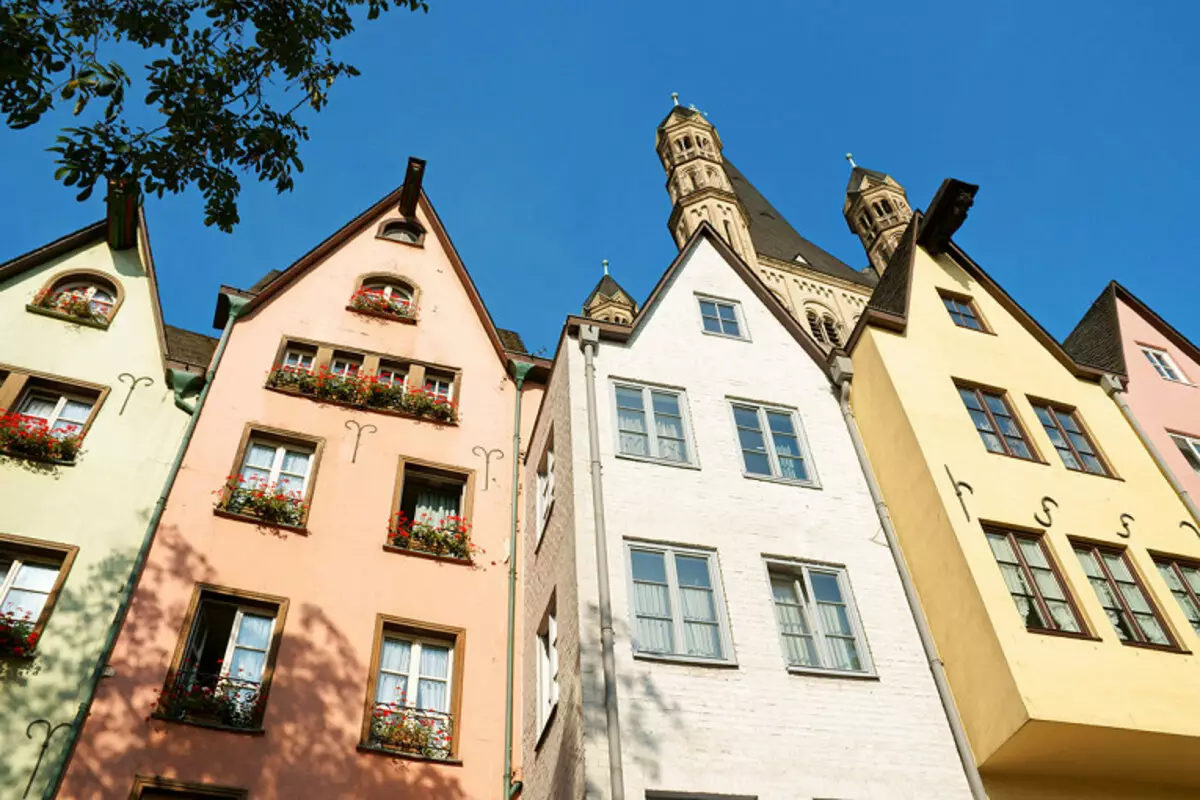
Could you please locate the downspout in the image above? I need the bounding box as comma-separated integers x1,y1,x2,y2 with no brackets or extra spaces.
579,324,625,800
40,295,248,800
1102,374,1200,528
504,360,533,800
831,356,987,800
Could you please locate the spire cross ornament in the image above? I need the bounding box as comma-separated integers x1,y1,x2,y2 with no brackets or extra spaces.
671,92,679,106
845,153,857,168
602,259,609,276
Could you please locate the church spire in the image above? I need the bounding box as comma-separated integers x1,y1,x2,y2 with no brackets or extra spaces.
842,158,912,275
582,261,636,325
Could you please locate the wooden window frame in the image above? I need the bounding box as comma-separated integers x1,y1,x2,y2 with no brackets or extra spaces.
938,289,991,333
535,596,559,736
350,272,422,324
1168,431,1200,475
217,423,325,530
27,268,126,329
727,400,818,487
1152,553,1200,638
1071,540,1180,651
535,438,555,543
0,532,78,645
374,218,426,248
160,583,290,732
695,294,748,341
955,381,1041,462
389,454,475,520
1027,398,1114,477
764,558,874,677
359,615,466,761
129,775,248,800
981,525,1090,638
611,380,698,467
1139,344,1191,384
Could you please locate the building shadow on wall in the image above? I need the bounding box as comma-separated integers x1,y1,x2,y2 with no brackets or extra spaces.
12,526,469,800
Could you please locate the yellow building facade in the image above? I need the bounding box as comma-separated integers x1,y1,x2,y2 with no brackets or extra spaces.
846,181,1200,799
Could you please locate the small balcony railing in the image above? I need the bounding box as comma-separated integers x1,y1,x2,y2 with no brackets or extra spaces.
367,702,453,760
157,669,264,730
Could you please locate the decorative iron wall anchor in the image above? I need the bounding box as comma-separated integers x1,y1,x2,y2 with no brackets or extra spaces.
23,719,72,798
944,465,974,522
1117,513,1134,539
1033,496,1058,528
344,420,378,464
1182,520,1200,540
472,445,504,490
116,373,154,415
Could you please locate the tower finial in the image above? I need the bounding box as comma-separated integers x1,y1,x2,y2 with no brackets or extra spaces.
671,92,679,107
845,153,857,169
602,259,609,276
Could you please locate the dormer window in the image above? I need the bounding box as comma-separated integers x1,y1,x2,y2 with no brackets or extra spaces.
377,219,425,247
29,272,122,328
350,276,420,323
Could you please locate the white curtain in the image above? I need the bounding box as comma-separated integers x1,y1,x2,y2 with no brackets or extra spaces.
415,490,459,528
679,586,720,657
228,613,272,683
377,639,412,705
633,582,673,653
1,563,57,620
18,396,56,421
242,444,275,484
418,644,451,711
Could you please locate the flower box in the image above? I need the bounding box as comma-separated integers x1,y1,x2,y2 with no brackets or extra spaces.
215,475,307,527
368,703,452,760
156,669,264,730
265,368,458,424
348,289,419,322
0,613,40,659
0,410,82,464
30,289,110,326
387,513,475,561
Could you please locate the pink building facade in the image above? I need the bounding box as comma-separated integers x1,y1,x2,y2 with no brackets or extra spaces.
59,165,545,800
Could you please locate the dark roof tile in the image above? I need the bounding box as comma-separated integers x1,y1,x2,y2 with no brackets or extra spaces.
164,324,219,370
866,215,919,318
1062,284,1127,376
497,328,527,354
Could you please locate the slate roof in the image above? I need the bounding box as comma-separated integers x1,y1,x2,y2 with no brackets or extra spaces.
721,160,877,288
497,328,527,354
250,269,283,293
164,324,219,370
865,215,919,318
1062,284,1127,376
656,105,702,131
846,165,890,194
583,274,632,308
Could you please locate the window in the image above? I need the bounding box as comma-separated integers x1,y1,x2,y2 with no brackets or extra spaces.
1140,345,1189,383
536,603,558,733
220,427,322,528
16,388,93,437
379,219,425,246
424,371,454,402
1169,433,1200,475
362,279,414,307
939,292,987,332
626,543,731,662
1154,556,1200,636
390,459,474,558
158,586,287,730
821,315,841,347
536,440,555,540
351,276,420,321
1073,543,1174,647
731,402,812,484
282,346,315,372
239,438,313,495
130,776,248,800
1030,402,1109,475
613,383,692,464
31,272,122,325
768,561,871,673
957,385,1036,460
378,361,408,388
806,310,826,343
363,617,463,759
983,527,1084,634
330,352,362,377
880,198,894,214
0,368,106,462
0,534,76,652
697,297,744,339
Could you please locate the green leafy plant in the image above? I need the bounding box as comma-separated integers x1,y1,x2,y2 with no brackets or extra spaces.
387,512,475,560
0,410,83,462
350,287,418,320
33,288,107,323
369,700,451,759
155,666,264,729
216,474,307,527
0,612,40,658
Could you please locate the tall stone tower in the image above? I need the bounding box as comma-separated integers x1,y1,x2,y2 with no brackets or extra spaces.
843,162,912,275
582,265,637,324
656,99,757,267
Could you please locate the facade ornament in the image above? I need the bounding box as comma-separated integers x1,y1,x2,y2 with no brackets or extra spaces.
343,419,377,464
944,465,974,522
1033,496,1058,528
1117,513,1134,539
23,719,71,798
1182,520,1199,539
116,373,154,416
472,445,504,490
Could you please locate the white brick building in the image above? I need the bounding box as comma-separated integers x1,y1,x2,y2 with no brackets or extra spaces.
521,226,971,800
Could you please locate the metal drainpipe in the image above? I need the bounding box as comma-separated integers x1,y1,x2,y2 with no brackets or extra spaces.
832,360,987,800
579,324,625,800
504,360,533,800
40,296,248,800
1102,374,1200,528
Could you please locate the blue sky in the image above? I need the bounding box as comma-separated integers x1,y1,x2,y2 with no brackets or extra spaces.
1,0,1197,355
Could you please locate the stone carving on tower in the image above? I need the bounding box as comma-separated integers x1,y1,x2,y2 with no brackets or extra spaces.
843,157,913,276
583,262,637,324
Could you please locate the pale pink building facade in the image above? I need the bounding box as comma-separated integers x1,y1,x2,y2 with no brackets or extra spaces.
59,166,545,800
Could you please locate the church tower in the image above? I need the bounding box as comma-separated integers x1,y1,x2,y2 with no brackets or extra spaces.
582,263,637,324
656,96,757,267
843,160,912,275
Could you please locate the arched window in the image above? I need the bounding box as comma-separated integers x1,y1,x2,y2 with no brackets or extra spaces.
806,310,826,343
872,202,884,217
378,219,425,246
32,273,121,325
858,213,872,232
880,198,894,214
822,315,842,347
351,276,419,321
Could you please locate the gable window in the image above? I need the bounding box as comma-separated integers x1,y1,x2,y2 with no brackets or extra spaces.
536,601,558,734
957,384,1037,461
389,459,474,560
350,277,419,322
363,617,463,760
30,272,122,327
536,440,555,540
378,219,425,246
984,527,1084,634
218,427,321,529
157,586,287,730
1073,543,1174,648
1140,345,1190,384
613,383,693,465
1030,401,1110,476
626,542,732,663
731,402,813,484
1154,556,1200,636
697,296,745,339
767,560,871,674
0,534,77,657
1169,432,1200,475
939,291,988,332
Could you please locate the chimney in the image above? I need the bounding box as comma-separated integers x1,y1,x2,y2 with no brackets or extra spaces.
106,177,140,250
398,157,426,218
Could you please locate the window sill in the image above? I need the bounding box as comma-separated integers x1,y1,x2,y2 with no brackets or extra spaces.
381,543,473,566
264,385,458,426
356,743,462,766
1061,466,1125,483
151,714,266,736
741,472,820,490
25,304,111,330
534,502,555,555
213,507,310,535
1025,627,1103,642
345,306,419,325
614,453,700,471
632,652,738,669
700,330,750,343
786,665,878,680
534,703,558,751
1119,640,1191,655
0,449,77,467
